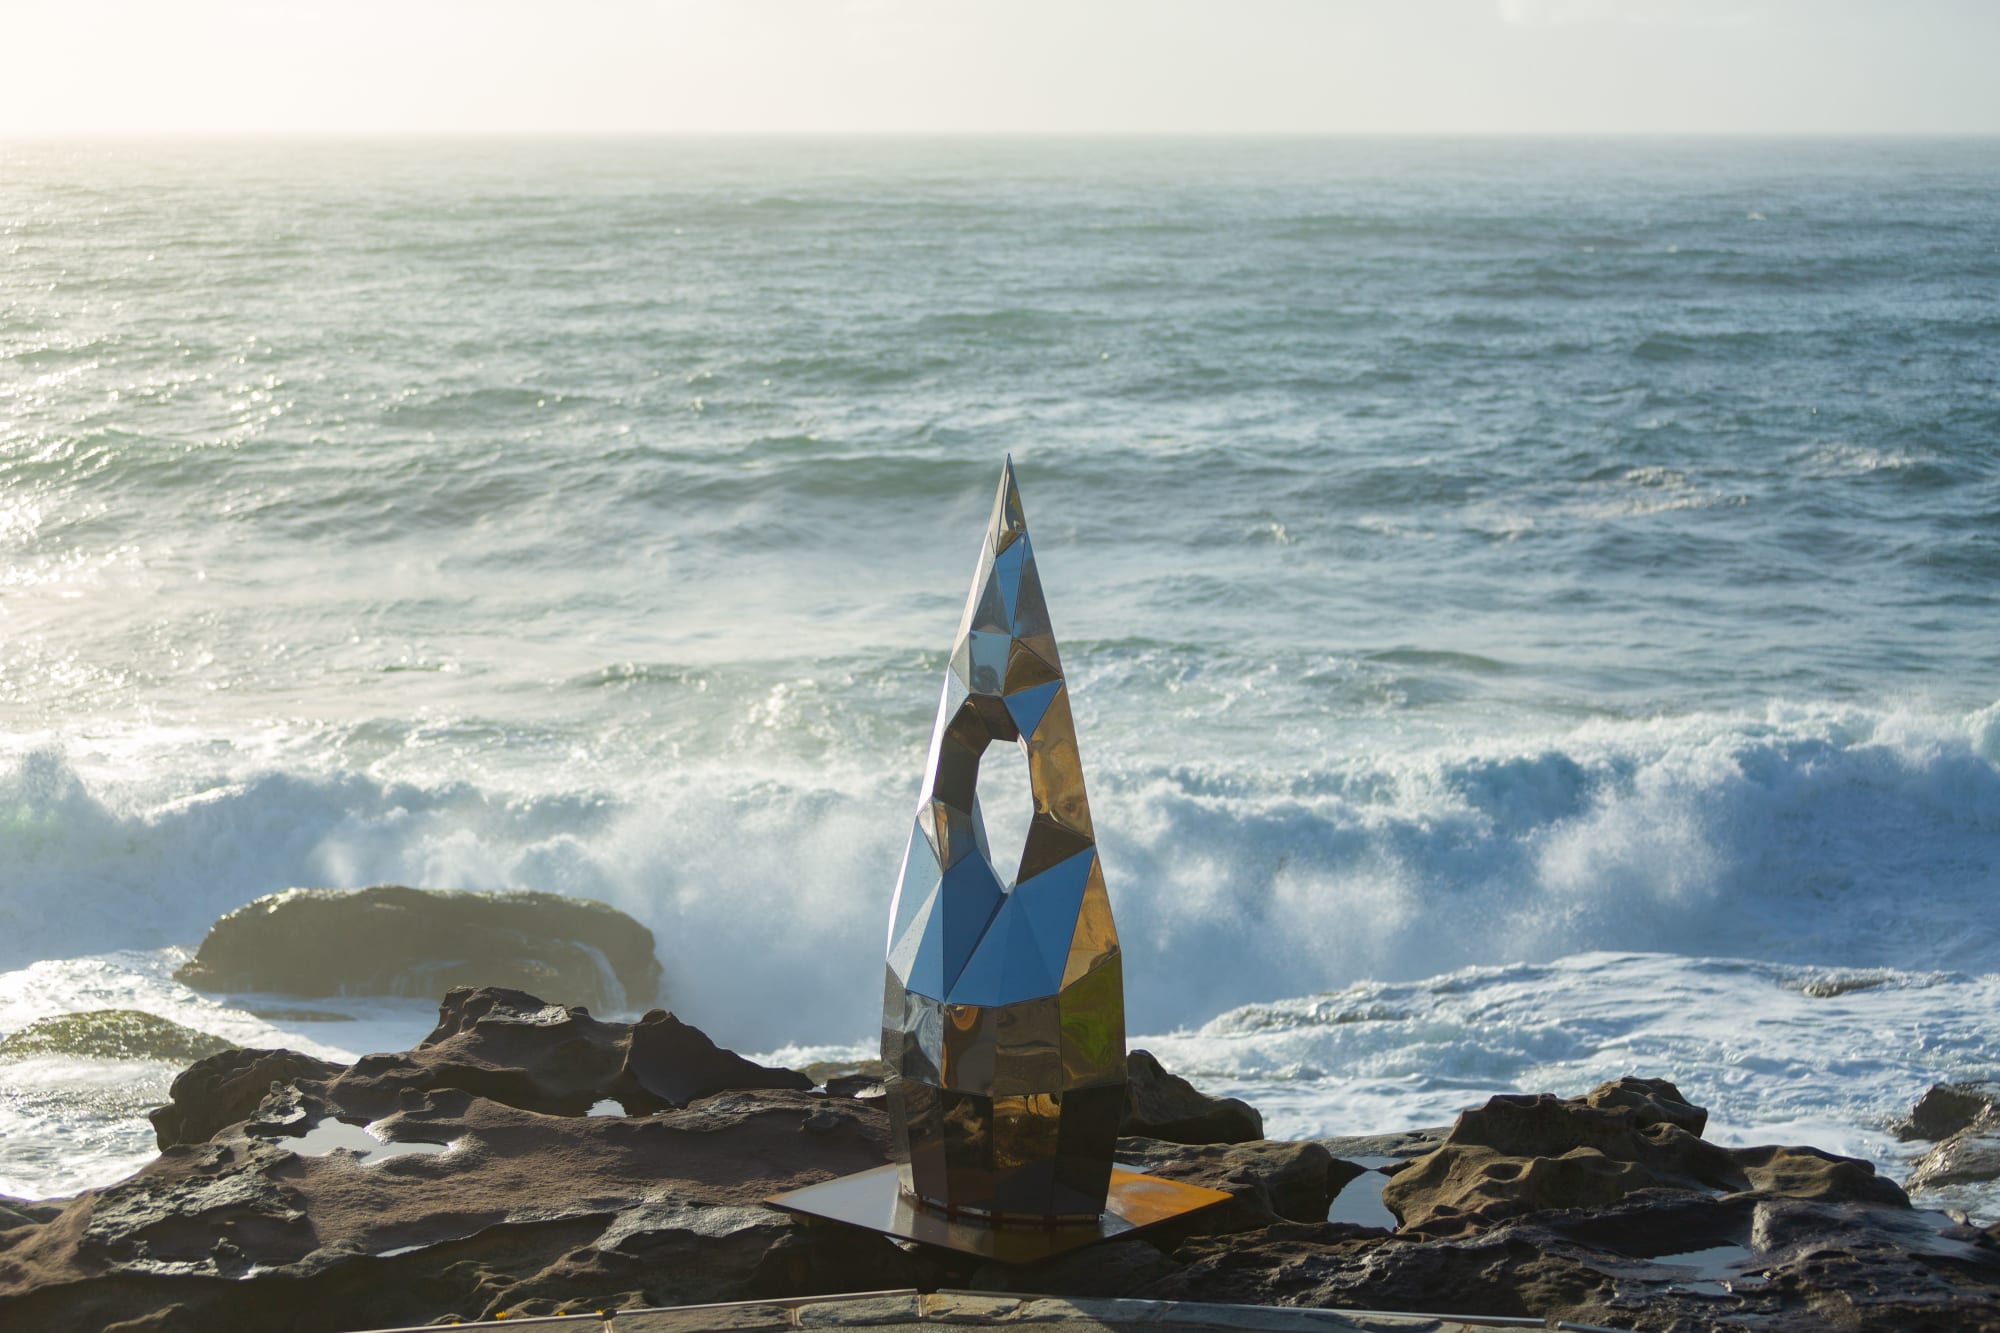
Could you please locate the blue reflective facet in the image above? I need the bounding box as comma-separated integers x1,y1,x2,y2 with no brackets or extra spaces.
1012,848,1095,982
1003,678,1063,738
993,535,1028,625
897,885,947,997
888,825,938,950
946,897,1058,1006
936,854,1006,994
937,900,1011,1007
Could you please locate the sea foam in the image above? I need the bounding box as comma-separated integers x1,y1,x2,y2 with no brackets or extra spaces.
5,698,1995,1050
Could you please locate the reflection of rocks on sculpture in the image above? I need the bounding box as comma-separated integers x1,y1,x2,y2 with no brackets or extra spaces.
880,459,1125,1221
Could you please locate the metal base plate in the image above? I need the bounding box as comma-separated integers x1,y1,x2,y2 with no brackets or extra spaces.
767,1163,1232,1264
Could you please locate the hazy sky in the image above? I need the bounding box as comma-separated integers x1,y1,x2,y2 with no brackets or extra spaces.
5,0,1997,136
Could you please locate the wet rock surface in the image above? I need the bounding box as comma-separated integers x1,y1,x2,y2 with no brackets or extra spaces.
173,885,662,1012
150,1047,349,1150
1901,1080,2000,1206
1895,1080,2000,1143
4,1000,1996,1333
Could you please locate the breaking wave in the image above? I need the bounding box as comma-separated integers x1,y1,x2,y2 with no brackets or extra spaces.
5,698,1995,1049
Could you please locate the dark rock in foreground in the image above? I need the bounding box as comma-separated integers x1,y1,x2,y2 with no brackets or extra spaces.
1153,1079,1998,1331
3,991,1995,1333
1122,1048,1264,1144
615,1007,813,1110
173,885,663,1012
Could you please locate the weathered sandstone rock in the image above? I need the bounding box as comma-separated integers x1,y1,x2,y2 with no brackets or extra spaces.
173,885,662,1012
149,1047,348,1150
1382,1077,1907,1234
6,1005,1997,1333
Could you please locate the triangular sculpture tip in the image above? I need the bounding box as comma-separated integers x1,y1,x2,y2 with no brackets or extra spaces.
990,458,1027,549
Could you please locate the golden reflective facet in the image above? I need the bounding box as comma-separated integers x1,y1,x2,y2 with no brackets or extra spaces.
930,732,981,819
939,1001,996,1091
988,993,1062,1097
967,692,1019,744
881,458,1124,1222
990,462,1029,550
1061,862,1118,988
1018,814,1093,886
1003,639,1061,694
1024,689,1093,839
991,1093,1062,1172
1058,953,1126,1088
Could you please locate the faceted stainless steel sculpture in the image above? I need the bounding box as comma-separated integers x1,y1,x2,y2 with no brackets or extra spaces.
880,456,1126,1222
769,460,1225,1259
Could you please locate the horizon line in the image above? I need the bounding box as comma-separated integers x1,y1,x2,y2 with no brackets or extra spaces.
7,128,2000,143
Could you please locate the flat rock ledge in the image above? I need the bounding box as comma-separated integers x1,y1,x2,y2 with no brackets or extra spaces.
2,989,1995,1333
346,1288,1625,1332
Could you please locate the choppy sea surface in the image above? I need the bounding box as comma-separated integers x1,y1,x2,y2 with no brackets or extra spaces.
2,137,1996,1214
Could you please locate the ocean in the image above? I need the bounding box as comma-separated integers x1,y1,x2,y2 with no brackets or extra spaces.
2,136,1996,1218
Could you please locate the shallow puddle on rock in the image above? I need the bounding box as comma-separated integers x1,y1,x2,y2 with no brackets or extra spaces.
1648,1242,1763,1295
1326,1168,1398,1229
287,1119,450,1164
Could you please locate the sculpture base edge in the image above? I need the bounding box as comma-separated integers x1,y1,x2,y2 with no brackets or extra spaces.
765,1162,1232,1265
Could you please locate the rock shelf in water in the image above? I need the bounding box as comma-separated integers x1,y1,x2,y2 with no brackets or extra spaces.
0,986,1995,1332
0,1010,233,1065
172,885,664,1013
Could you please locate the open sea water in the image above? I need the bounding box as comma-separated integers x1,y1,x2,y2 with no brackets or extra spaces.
2,137,1997,1215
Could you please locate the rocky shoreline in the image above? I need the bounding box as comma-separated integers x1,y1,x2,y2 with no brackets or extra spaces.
2,984,1996,1332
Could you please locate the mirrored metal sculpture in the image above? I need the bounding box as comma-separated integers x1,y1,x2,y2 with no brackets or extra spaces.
880,455,1126,1222
770,459,1227,1258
